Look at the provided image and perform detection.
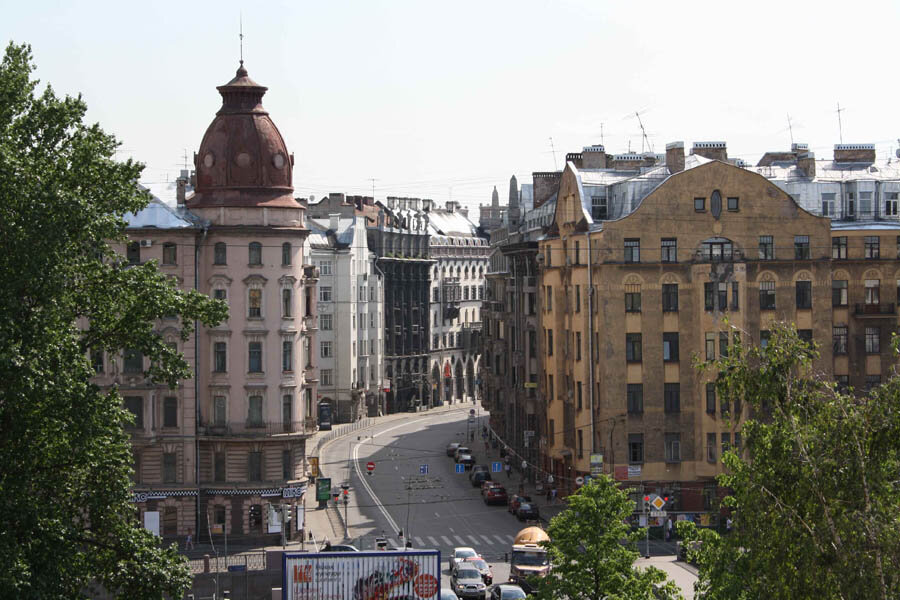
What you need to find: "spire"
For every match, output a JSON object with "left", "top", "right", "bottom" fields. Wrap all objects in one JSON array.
[
  {"left": 491, "top": 186, "right": 499, "bottom": 207},
  {"left": 508, "top": 175, "right": 519, "bottom": 207}
]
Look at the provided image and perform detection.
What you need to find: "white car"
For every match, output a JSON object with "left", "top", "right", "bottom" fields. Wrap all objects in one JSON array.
[{"left": 449, "top": 546, "right": 479, "bottom": 571}]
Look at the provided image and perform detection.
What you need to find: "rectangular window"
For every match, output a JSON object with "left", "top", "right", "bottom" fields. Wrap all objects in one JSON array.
[
  {"left": 91, "top": 350, "right": 104, "bottom": 374},
  {"left": 319, "top": 260, "right": 332, "bottom": 275},
  {"left": 731, "top": 281, "right": 739, "bottom": 310},
  {"left": 628, "top": 433, "right": 644, "bottom": 463},
  {"left": 214, "top": 452, "right": 225, "bottom": 482},
  {"left": 626, "top": 333, "right": 642, "bottom": 362},
  {"left": 214, "top": 342, "right": 227, "bottom": 372},
  {"left": 248, "top": 289, "right": 262, "bottom": 318},
  {"left": 707, "top": 432, "right": 717, "bottom": 462},
  {"left": 127, "top": 241, "right": 140, "bottom": 265},
  {"left": 704, "top": 282, "right": 715, "bottom": 311},
  {"left": 624, "top": 238, "right": 640, "bottom": 263},
  {"left": 577, "top": 382, "right": 583, "bottom": 411},
  {"left": 836, "top": 375, "right": 849, "bottom": 393},
  {"left": 721, "top": 432, "right": 732, "bottom": 456},
  {"left": 321, "top": 341, "right": 333, "bottom": 358},
  {"left": 759, "top": 280, "right": 776, "bottom": 310},
  {"left": 717, "top": 282, "right": 728, "bottom": 311},
  {"left": 282, "top": 288, "right": 292, "bottom": 317},
  {"left": 760, "top": 330, "right": 771, "bottom": 348},
  {"left": 248, "top": 342, "right": 262, "bottom": 373},
  {"left": 705, "top": 332, "right": 716, "bottom": 361},
  {"left": 123, "top": 348, "right": 143, "bottom": 374},
  {"left": 663, "top": 332, "right": 679, "bottom": 362},
  {"left": 248, "top": 451, "right": 262, "bottom": 482},
  {"left": 706, "top": 383, "right": 716, "bottom": 413},
  {"left": 213, "top": 395, "right": 226, "bottom": 426},
  {"left": 661, "top": 238, "right": 677, "bottom": 263},
  {"left": 832, "top": 280, "right": 848, "bottom": 307},
  {"left": 248, "top": 395, "right": 263, "bottom": 426},
  {"left": 719, "top": 331, "right": 729, "bottom": 357},
  {"left": 794, "top": 235, "right": 810, "bottom": 259},
  {"left": 577, "top": 430, "right": 584, "bottom": 458},
  {"left": 575, "top": 285, "right": 581, "bottom": 312},
  {"left": 213, "top": 288, "right": 227, "bottom": 302},
  {"left": 833, "top": 325, "right": 848, "bottom": 355},
  {"left": 886, "top": 192, "right": 899, "bottom": 217},
  {"left": 321, "top": 369, "right": 333, "bottom": 386},
  {"left": 163, "top": 452, "right": 176, "bottom": 483},
  {"left": 694, "top": 197, "right": 706, "bottom": 211},
  {"left": 661, "top": 284, "right": 678, "bottom": 312},
  {"left": 865, "top": 327, "right": 880, "bottom": 354},
  {"left": 860, "top": 191, "right": 873, "bottom": 217},
  {"left": 796, "top": 280, "right": 812, "bottom": 309},
  {"left": 758, "top": 235, "right": 774, "bottom": 260},
  {"left": 249, "top": 242, "right": 262, "bottom": 265},
  {"left": 162, "top": 242, "right": 177, "bottom": 265},
  {"left": 545, "top": 286, "right": 552, "bottom": 311},
  {"left": 865, "top": 279, "right": 880, "bottom": 305},
  {"left": 575, "top": 332, "right": 582, "bottom": 361},
  {"left": 727, "top": 196, "right": 739, "bottom": 211},
  {"left": 624, "top": 284, "right": 641, "bottom": 312},
  {"left": 864, "top": 236, "right": 880, "bottom": 259},
  {"left": 798, "top": 329, "right": 813, "bottom": 344},
  {"left": 866, "top": 374, "right": 881, "bottom": 391},
  {"left": 548, "top": 374, "right": 554, "bottom": 403},
  {"left": 124, "top": 396, "right": 143, "bottom": 429},
  {"left": 282, "top": 340, "right": 293, "bottom": 372},
  {"left": 319, "top": 286, "right": 332, "bottom": 302},
  {"left": 591, "top": 195, "right": 608, "bottom": 220},
  {"left": 163, "top": 396, "right": 177, "bottom": 428},
  {"left": 665, "top": 433, "right": 681, "bottom": 462},
  {"left": 832, "top": 236, "right": 847, "bottom": 259},
  {"left": 320, "top": 314, "right": 333, "bottom": 330},
  {"left": 627, "top": 384, "right": 643, "bottom": 414},
  {"left": 547, "top": 329, "right": 554, "bottom": 357},
  {"left": 664, "top": 383, "right": 680, "bottom": 413},
  {"left": 214, "top": 242, "right": 227, "bottom": 265},
  {"left": 821, "top": 192, "right": 836, "bottom": 217}
]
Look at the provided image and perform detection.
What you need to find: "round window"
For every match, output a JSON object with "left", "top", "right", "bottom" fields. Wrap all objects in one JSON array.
[
  {"left": 203, "top": 152, "right": 215, "bottom": 168},
  {"left": 272, "top": 153, "right": 285, "bottom": 169},
  {"left": 235, "top": 152, "right": 251, "bottom": 168}
]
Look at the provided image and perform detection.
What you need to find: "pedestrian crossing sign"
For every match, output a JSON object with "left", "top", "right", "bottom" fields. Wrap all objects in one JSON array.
[
  {"left": 419, "top": 464, "right": 429, "bottom": 475},
  {"left": 455, "top": 464, "right": 465, "bottom": 474},
  {"left": 491, "top": 461, "right": 503, "bottom": 473}
]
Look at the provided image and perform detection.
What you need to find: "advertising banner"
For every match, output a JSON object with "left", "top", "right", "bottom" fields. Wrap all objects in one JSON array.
[{"left": 316, "top": 477, "right": 332, "bottom": 502}]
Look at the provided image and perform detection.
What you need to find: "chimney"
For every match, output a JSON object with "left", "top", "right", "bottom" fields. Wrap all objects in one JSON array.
[
  {"left": 666, "top": 141, "right": 685, "bottom": 173},
  {"left": 532, "top": 171, "right": 561, "bottom": 208},
  {"left": 834, "top": 143, "right": 875, "bottom": 163},
  {"left": 581, "top": 145, "right": 607, "bottom": 169},
  {"left": 445, "top": 200, "right": 458, "bottom": 213},
  {"left": 691, "top": 141, "right": 728, "bottom": 162},
  {"left": 459, "top": 206, "right": 469, "bottom": 218},
  {"left": 565, "top": 152, "right": 584, "bottom": 169},
  {"left": 329, "top": 213, "right": 340, "bottom": 231},
  {"left": 798, "top": 152, "right": 816, "bottom": 178},
  {"left": 176, "top": 178, "right": 186, "bottom": 206}
]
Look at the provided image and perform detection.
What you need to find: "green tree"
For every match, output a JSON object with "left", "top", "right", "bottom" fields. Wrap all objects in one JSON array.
[
  {"left": 682, "top": 322, "right": 900, "bottom": 599},
  {"left": 0, "top": 43, "right": 226, "bottom": 598},
  {"left": 534, "top": 475, "right": 682, "bottom": 600}
]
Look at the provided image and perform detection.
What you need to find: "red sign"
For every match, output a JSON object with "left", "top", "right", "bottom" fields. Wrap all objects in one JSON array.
[
  {"left": 443, "top": 362, "right": 451, "bottom": 378},
  {"left": 614, "top": 466, "right": 629, "bottom": 481},
  {"left": 366, "top": 461, "right": 376, "bottom": 472},
  {"left": 414, "top": 573, "right": 439, "bottom": 598}
]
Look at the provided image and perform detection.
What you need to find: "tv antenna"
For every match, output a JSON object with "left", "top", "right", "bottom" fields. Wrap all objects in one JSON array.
[
  {"left": 634, "top": 110, "right": 653, "bottom": 154},
  {"left": 787, "top": 113, "right": 794, "bottom": 145},
  {"left": 369, "top": 178, "right": 377, "bottom": 201},
  {"left": 239, "top": 13, "right": 244, "bottom": 66},
  {"left": 182, "top": 149, "right": 190, "bottom": 170},
  {"left": 549, "top": 137, "right": 558, "bottom": 171},
  {"left": 836, "top": 102, "right": 845, "bottom": 144}
]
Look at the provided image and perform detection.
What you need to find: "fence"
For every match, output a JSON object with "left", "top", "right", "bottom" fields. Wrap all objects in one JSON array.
[
  {"left": 189, "top": 551, "right": 267, "bottom": 575},
  {"left": 312, "top": 417, "right": 373, "bottom": 456}
]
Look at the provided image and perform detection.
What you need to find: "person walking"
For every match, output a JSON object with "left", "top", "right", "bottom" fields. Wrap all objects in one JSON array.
[
  {"left": 665, "top": 518, "right": 673, "bottom": 542},
  {"left": 505, "top": 462, "right": 512, "bottom": 479},
  {"left": 185, "top": 528, "right": 194, "bottom": 551}
]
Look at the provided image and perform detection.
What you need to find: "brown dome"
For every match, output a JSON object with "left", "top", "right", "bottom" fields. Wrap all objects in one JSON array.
[{"left": 188, "top": 63, "right": 299, "bottom": 209}]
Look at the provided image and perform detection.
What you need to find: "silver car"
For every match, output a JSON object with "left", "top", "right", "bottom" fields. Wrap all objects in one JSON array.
[
  {"left": 452, "top": 567, "right": 487, "bottom": 599},
  {"left": 449, "top": 546, "right": 478, "bottom": 571}
]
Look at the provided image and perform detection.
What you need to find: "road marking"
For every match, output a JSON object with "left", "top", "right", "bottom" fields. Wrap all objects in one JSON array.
[
  {"left": 415, "top": 537, "right": 425, "bottom": 547},
  {"left": 441, "top": 535, "right": 453, "bottom": 546},
  {"left": 480, "top": 535, "right": 494, "bottom": 545},
  {"left": 388, "top": 538, "right": 398, "bottom": 547},
  {"left": 428, "top": 536, "right": 439, "bottom": 546},
  {"left": 453, "top": 535, "right": 466, "bottom": 545},
  {"left": 467, "top": 535, "right": 482, "bottom": 545},
  {"left": 493, "top": 534, "right": 507, "bottom": 544}
]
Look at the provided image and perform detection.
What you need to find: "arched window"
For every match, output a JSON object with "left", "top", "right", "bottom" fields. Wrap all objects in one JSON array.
[
  {"left": 213, "top": 242, "right": 226, "bottom": 265},
  {"left": 282, "top": 242, "right": 292, "bottom": 266},
  {"left": 249, "top": 242, "right": 262, "bottom": 266}
]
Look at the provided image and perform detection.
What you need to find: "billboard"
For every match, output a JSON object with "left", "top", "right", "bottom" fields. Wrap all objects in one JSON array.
[{"left": 283, "top": 550, "right": 441, "bottom": 600}]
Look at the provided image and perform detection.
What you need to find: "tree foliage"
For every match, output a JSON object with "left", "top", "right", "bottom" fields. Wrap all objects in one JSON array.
[
  {"left": 534, "top": 475, "right": 682, "bottom": 600},
  {"left": 682, "top": 322, "right": 900, "bottom": 599},
  {"left": 0, "top": 43, "right": 226, "bottom": 598}
]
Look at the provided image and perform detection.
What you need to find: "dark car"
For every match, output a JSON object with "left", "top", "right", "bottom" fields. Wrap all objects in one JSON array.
[
  {"left": 508, "top": 495, "right": 532, "bottom": 515},
  {"left": 470, "top": 470, "right": 492, "bottom": 487},
  {"left": 484, "top": 484, "right": 508, "bottom": 505},
  {"left": 490, "top": 583, "right": 527, "bottom": 600},
  {"left": 471, "top": 464, "right": 489, "bottom": 474},
  {"left": 516, "top": 502, "right": 540, "bottom": 521}
]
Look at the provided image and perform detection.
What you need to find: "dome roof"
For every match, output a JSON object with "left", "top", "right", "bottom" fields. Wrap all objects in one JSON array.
[{"left": 188, "top": 63, "right": 299, "bottom": 209}]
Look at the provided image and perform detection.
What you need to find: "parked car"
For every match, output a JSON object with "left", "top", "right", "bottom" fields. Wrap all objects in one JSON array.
[
  {"left": 454, "top": 447, "right": 471, "bottom": 462},
  {"left": 470, "top": 470, "right": 492, "bottom": 486},
  {"left": 463, "top": 556, "right": 494, "bottom": 585},
  {"left": 484, "top": 484, "right": 508, "bottom": 505},
  {"left": 516, "top": 503, "right": 540, "bottom": 521},
  {"left": 447, "top": 442, "right": 462, "bottom": 457},
  {"left": 458, "top": 454, "right": 476, "bottom": 469},
  {"left": 440, "top": 590, "right": 460, "bottom": 600},
  {"left": 490, "top": 583, "right": 528, "bottom": 600},
  {"left": 451, "top": 566, "right": 487, "bottom": 599},
  {"left": 449, "top": 547, "right": 479, "bottom": 571},
  {"left": 321, "top": 543, "right": 359, "bottom": 552},
  {"left": 471, "top": 464, "right": 489, "bottom": 474},
  {"left": 508, "top": 495, "right": 532, "bottom": 515},
  {"left": 481, "top": 480, "right": 500, "bottom": 496}
]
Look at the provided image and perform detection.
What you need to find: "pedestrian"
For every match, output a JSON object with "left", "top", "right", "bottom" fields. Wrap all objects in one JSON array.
[
  {"left": 546, "top": 486, "right": 552, "bottom": 502},
  {"left": 726, "top": 517, "right": 732, "bottom": 533},
  {"left": 185, "top": 528, "right": 194, "bottom": 551},
  {"left": 551, "top": 487, "right": 557, "bottom": 503},
  {"left": 505, "top": 463, "right": 512, "bottom": 479},
  {"left": 665, "top": 518, "right": 673, "bottom": 542}
]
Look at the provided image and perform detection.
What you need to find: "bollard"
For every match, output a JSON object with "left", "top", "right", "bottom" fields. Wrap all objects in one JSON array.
[{"left": 203, "top": 554, "right": 210, "bottom": 574}]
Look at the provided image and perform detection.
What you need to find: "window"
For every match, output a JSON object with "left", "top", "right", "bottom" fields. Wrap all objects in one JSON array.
[
  {"left": 705, "top": 332, "right": 716, "bottom": 360},
  {"left": 127, "top": 241, "right": 140, "bottom": 265},
  {"left": 866, "top": 374, "right": 881, "bottom": 391},
  {"left": 721, "top": 433, "right": 732, "bottom": 456},
  {"left": 758, "top": 235, "right": 774, "bottom": 260},
  {"left": 214, "top": 452, "right": 226, "bottom": 482},
  {"left": 320, "top": 314, "right": 333, "bottom": 330},
  {"left": 832, "top": 237, "right": 847, "bottom": 259},
  {"left": 163, "top": 396, "right": 177, "bottom": 428},
  {"left": 720, "top": 331, "right": 729, "bottom": 357},
  {"left": 547, "top": 329, "right": 554, "bottom": 357},
  {"left": 124, "top": 396, "right": 143, "bottom": 428},
  {"left": 628, "top": 433, "right": 644, "bottom": 463},
  {"left": 624, "top": 238, "right": 640, "bottom": 263},
  {"left": 704, "top": 281, "right": 729, "bottom": 312},
  {"left": 575, "top": 332, "right": 582, "bottom": 361},
  {"left": 575, "top": 285, "right": 581, "bottom": 312},
  {"left": 626, "top": 333, "right": 642, "bottom": 362},
  {"left": 91, "top": 350, "right": 104, "bottom": 374},
  {"left": 702, "top": 240, "right": 733, "bottom": 262},
  {"left": 694, "top": 197, "right": 706, "bottom": 211},
  {"left": 847, "top": 193, "right": 856, "bottom": 217},
  {"left": 760, "top": 330, "right": 771, "bottom": 348},
  {"left": 282, "top": 340, "right": 293, "bottom": 372},
  {"left": 717, "top": 282, "right": 728, "bottom": 310},
  {"left": 321, "top": 369, "right": 333, "bottom": 386},
  {"left": 727, "top": 197, "right": 739, "bottom": 211},
  {"left": 662, "top": 284, "right": 678, "bottom": 312},
  {"left": 545, "top": 286, "right": 552, "bottom": 311},
  {"left": 759, "top": 280, "right": 776, "bottom": 310},
  {"left": 886, "top": 192, "right": 899, "bottom": 217},
  {"left": 283, "top": 449, "right": 292, "bottom": 480},
  {"left": 162, "top": 242, "right": 177, "bottom": 265},
  {"left": 213, "top": 288, "right": 227, "bottom": 302},
  {"left": 832, "top": 280, "right": 848, "bottom": 307},
  {"left": 730, "top": 281, "right": 739, "bottom": 310},
  {"left": 864, "top": 236, "right": 880, "bottom": 259},
  {"left": 248, "top": 395, "right": 263, "bottom": 426},
  {"left": 794, "top": 235, "right": 810, "bottom": 259},
  {"left": 282, "top": 288, "right": 292, "bottom": 317},
  {"left": 319, "top": 286, "right": 332, "bottom": 302},
  {"left": 573, "top": 241, "right": 581, "bottom": 265},
  {"left": 547, "top": 374, "right": 554, "bottom": 403},
  {"left": 707, "top": 432, "right": 717, "bottom": 462},
  {"left": 798, "top": 329, "right": 813, "bottom": 344},
  {"left": 664, "top": 383, "right": 680, "bottom": 413},
  {"left": 577, "top": 430, "right": 584, "bottom": 458},
  {"left": 627, "top": 384, "right": 643, "bottom": 414},
  {"left": 836, "top": 375, "right": 849, "bottom": 393},
  {"left": 591, "top": 195, "right": 608, "bottom": 220},
  {"left": 665, "top": 433, "right": 681, "bottom": 462},
  {"left": 734, "top": 432, "right": 742, "bottom": 452},
  {"left": 865, "top": 327, "right": 880, "bottom": 354},
  {"left": 865, "top": 279, "right": 880, "bottom": 305},
  {"left": 248, "top": 289, "right": 262, "bottom": 318},
  {"left": 163, "top": 452, "right": 176, "bottom": 483},
  {"left": 213, "top": 395, "right": 226, "bottom": 426},
  {"left": 321, "top": 341, "right": 333, "bottom": 358},
  {"left": 214, "top": 242, "right": 227, "bottom": 265},
  {"left": 248, "top": 342, "right": 262, "bottom": 373},
  {"left": 821, "top": 193, "right": 835, "bottom": 217},
  {"left": 282, "top": 242, "right": 292, "bottom": 265},
  {"left": 248, "top": 451, "right": 262, "bottom": 481},
  {"left": 123, "top": 348, "right": 143, "bottom": 374},
  {"left": 319, "top": 260, "right": 332, "bottom": 275},
  {"left": 661, "top": 238, "right": 677, "bottom": 263},
  {"left": 832, "top": 326, "right": 848, "bottom": 355},
  {"left": 624, "top": 284, "right": 641, "bottom": 312},
  {"left": 796, "top": 280, "right": 812, "bottom": 309},
  {"left": 860, "top": 191, "right": 873, "bottom": 217},
  {"left": 213, "top": 342, "right": 227, "bottom": 372},
  {"left": 706, "top": 383, "right": 716, "bottom": 413},
  {"left": 704, "top": 282, "right": 715, "bottom": 311},
  {"left": 249, "top": 242, "right": 262, "bottom": 265},
  {"left": 663, "top": 333, "right": 679, "bottom": 362}
]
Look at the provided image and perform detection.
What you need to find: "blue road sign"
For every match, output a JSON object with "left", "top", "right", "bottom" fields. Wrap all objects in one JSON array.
[
  {"left": 491, "top": 461, "right": 503, "bottom": 473},
  {"left": 419, "top": 464, "right": 429, "bottom": 475},
  {"left": 455, "top": 464, "right": 465, "bottom": 474}
]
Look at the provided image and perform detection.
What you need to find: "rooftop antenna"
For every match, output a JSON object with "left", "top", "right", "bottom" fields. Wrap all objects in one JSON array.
[
  {"left": 634, "top": 110, "right": 653, "bottom": 154},
  {"left": 182, "top": 149, "right": 190, "bottom": 170},
  {"left": 239, "top": 13, "right": 244, "bottom": 66},
  {"left": 836, "top": 102, "right": 845, "bottom": 144},
  {"left": 369, "top": 178, "right": 377, "bottom": 201},
  {"left": 600, "top": 123, "right": 605, "bottom": 147},
  {"left": 787, "top": 113, "right": 794, "bottom": 145},
  {"left": 549, "top": 137, "right": 558, "bottom": 171}
]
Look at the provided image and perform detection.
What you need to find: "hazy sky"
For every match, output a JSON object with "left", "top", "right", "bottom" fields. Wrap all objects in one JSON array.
[{"left": 7, "top": 0, "right": 900, "bottom": 218}]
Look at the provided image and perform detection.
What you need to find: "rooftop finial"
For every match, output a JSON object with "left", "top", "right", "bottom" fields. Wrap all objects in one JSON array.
[{"left": 239, "top": 13, "right": 244, "bottom": 67}]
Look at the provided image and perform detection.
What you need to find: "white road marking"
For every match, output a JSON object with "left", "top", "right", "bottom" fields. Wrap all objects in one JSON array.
[
  {"left": 493, "top": 534, "right": 507, "bottom": 544},
  {"left": 453, "top": 535, "right": 466, "bottom": 545},
  {"left": 415, "top": 537, "right": 425, "bottom": 547},
  {"left": 428, "top": 536, "right": 439, "bottom": 546},
  {"left": 388, "top": 538, "right": 398, "bottom": 547},
  {"left": 480, "top": 535, "right": 494, "bottom": 545},
  {"left": 441, "top": 535, "right": 453, "bottom": 546}
]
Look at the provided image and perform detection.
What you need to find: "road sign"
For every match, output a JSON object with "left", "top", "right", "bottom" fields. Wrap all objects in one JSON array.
[
  {"left": 419, "top": 464, "right": 429, "bottom": 475},
  {"left": 366, "top": 461, "right": 375, "bottom": 473},
  {"left": 468, "top": 417, "right": 475, "bottom": 424},
  {"left": 455, "top": 464, "right": 465, "bottom": 474},
  {"left": 491, "top": 461, "right": 503, "bottom": 473},
  {"left": 584, "top": 475, "right": 592, "bottom": 484},
  {"left": 651, "top": 496, "right": 666, "bottom": 511},
  {"left": 590, "top": 453, "right": 603, "bottom": 476},
  {"left": 650, "top": 510, "right": 667, "bottom": 518},
  {"left": 575, "top": 476, "right": 585, "bottom": 486}
]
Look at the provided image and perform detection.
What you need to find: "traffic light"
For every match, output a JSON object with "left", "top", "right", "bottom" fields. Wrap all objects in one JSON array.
[
  {"left": 643, "top": 495, "right": 651, "bottom": 511},
  {"left": 342, "top": 489, "right": 349, "bottom": 504}
]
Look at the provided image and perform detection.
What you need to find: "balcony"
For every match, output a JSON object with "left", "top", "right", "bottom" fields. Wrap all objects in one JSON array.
[
  {"left": 303, "top": 315, "right": 318, "bottom": 331},
  {"left": 198, "top": 421, "right": 310, "bottom": 438},
  {"left": 853, "top": 303, "right": 896, "bottom": 317}
]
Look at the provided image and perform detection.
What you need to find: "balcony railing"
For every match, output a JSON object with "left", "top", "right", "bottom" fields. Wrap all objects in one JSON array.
[
  {"left": 854, "top": 303, "right": 896, "bottom": 317},
  {"left": 198, "top": 421, "right": 309, "bottom": 437}
]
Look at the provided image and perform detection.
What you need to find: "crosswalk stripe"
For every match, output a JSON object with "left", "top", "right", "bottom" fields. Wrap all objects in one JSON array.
[
  {"left": 493, "top": 535, "right": 507, "bottom": 544},
  {"left": 441, "top": 535, "right": 453, "bottom": 546},
  {"left": 467, "top": 535, "right": 481, "bottom": 545},
  {"left": 480, "top": 535, "right": 494, "bottom": 545},
  {"left": 388, "top": 538, "right": 398, "bottom": 547},
  {"left": 414, "top": 537, "right": 425, "bottom": 547},
  {"left": 428, "top": 536, "right": 439, "bottom": 546},
  {"left": 453, "top": 535, "right": 466, "bottom": 545}
]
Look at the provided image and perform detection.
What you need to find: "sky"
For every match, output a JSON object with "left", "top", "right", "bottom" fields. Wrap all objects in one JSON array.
[{"left": 6, "top": 0, "right": 900, "bottom": 221}]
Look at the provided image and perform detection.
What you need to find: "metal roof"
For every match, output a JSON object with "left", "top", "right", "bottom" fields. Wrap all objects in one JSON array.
[
  {"left": 125, "top": 197, "right": 198, "bottom": 230},
  {"left": 307, "top": 216, "right": 357, "bottom": 248}
]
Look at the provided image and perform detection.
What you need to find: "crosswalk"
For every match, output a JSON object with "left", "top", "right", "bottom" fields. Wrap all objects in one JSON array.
[{"left": 376, "top": 532, "right": 520, "bottom": 555}]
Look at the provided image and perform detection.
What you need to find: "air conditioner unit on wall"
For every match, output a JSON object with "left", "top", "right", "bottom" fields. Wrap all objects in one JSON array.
[{"left": 140, "top": 240, "right": 153, "bottom": 247}]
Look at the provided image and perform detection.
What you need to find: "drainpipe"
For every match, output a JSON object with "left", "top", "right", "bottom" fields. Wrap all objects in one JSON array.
[
  {"left": 195, "top": 224, "right": 208, "bottom": 537},
  {"left": 586, "top": 231, "right": 595, "bottom": 456}
]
